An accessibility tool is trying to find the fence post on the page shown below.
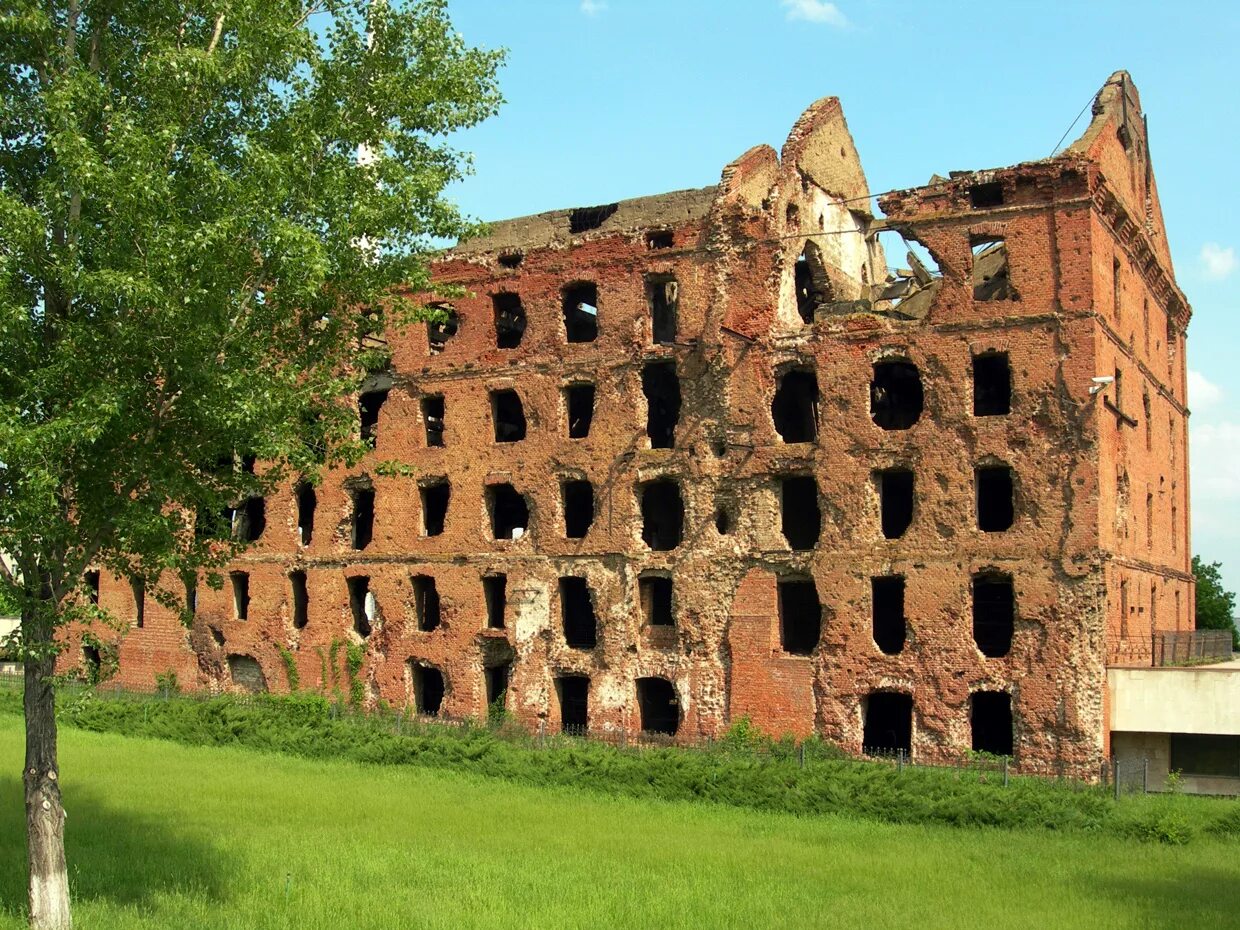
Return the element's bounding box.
[799,743,805,769]
[1003,758,1009,787]
[897,750,903,774]
[1143,757,1149,794]
[1113,759,1120,801]
[538,719,546,749]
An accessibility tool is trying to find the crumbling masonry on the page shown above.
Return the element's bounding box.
[75,72,1193,778]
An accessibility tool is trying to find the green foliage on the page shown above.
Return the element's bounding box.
[277,644,300,693]
[315,646,329,694]
[78,631,118,685]
[345,641,364,707]
[154,670,180,696]
[486,694,509,727]
[1193,557,1239,648]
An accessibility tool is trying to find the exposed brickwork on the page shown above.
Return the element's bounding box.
[66,72,1192,779]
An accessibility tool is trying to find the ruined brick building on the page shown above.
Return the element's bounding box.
[76,72,1194,779]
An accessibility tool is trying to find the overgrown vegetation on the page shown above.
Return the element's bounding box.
[1194,556,1239,648]
[276,645,300,693]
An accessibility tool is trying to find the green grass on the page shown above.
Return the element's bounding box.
[1,716,1239,929]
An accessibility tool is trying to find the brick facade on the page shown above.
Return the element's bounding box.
[69,71,1192,779]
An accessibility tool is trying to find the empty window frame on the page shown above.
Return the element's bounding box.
[876,469,914,540]
[498,251,523,269]
[976,465,1015,532]
[972,572,1014,658]
[82,645,101,682]
[351,488,375,550]
[483,574,507,629]
[648,275,678,344]
[427,304,459,354]
[230,571,249,621]
[972,352,1011,416]
[290,570,309,629]
[412,575,441,632]
[492,292,527,349]
[484,662,511,711]
[556,675,590,733]
[421,395,445,447]
[971,691,1013,756]
[131,577,146,629]
[559,576,598,649]
[646,229,674,250]
[295,482,317,546]
[636,677,679,735]
[872,576,906,655]
[410,663,445,716]
[778,576,821,655]
[565,383,595,439]
[1170,734,1240,778]
[562,282,599,343]
[863,692,913,756]
[870,360,923,430]
[969,182,1004,209]
[347,575,374,638]
[491,389,527,443]
[779,475,821,550]
[772,367,819,443]
[561,479,594,539]
[793,241,830,324]
[971,238,1016,301]
[639,573,674,627]
[84,570,100,606]
[487,484,529,540]
[359,389,388,446]
[234,496,266,542]
[639,479,684,551]
[184,574,198,617]
[421,480,450,537]
[642,360,681,449]
[569,203,618,233]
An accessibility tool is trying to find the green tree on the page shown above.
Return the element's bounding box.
[1193,557,1239,649]
[0,2,502,926]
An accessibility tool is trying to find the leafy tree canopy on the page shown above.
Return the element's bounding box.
[1193,556,1239,649]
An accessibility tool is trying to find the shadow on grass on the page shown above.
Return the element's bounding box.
[0,776,227,917]
[1095,867,1240,929]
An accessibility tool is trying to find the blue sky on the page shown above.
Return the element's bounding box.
[441,0,1240,594]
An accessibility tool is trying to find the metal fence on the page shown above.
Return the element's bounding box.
[1107,628,1234,667]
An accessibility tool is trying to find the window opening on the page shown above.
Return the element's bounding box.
[290,570,309,630]
[793,241,831,324]
[863,692,912,755]
[772,368,819,443]
[483,574,507,629]
[1170,734,1240,778]
[969,182,1004,209]
[646,229,674,250]
[296,482,316,546]
[870,360,923,430]
[230,571,249,622]
[493,293,527,349]
[491,389,527,443]
[640,479,684,551]
[83,645,101,682]
[562,479,594,539]
[85,570,100,606]
[636,677,679,735]
[360,390,388,446]
[1143,392,1152,450]
[971,691,1013,756]
[347,575,374,638]
[972,238,1016,301]
[780,475,821,550]
[421,395,445,447]
[421,480,449,537]
[876,469,914,539]
[648,276,678,344]
[872,576,906,655]
[565,383,595,439]
[427,304,458,354]
[132,577,145,628]
[488,484,529,540]
[976,465,1014,532]
[559,577,598,649]
[642,360,680,449]
[778,577,821,655]
[412,575,441,632]
[972,352,1011,416]
[498,251,523,269]
[484,662,511,711]
[569,203,618,233]
[639,574,674,627]
[410,663,445,716]
[973,572,1014,658]
[563,282,599,342]
[184,574,197,617]
[232,496,266,542]
[351,488,375,550]
[557,675,590,733]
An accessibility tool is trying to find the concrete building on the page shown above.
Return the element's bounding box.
[68,72,1217,783]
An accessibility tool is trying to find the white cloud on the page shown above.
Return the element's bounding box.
[1200,242,1236,281]
[1188,369,1224,410]
[781,0,848,27]
[1191,421,1240,502]
[580,0,607,16]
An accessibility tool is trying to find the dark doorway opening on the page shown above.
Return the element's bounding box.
[412,574,441,632]
[557,675,590,733]
[780,475,821,550]
[872,576,905,655]
[347,575,373,638]
[83,645,101,682]
[562,480,595,539]
[230,572,249,621]
[565,383,595,438]
[421,480,450,537]
[485,662,511,712]
[296,482,316,546]
[290,570,309,629]
[421,395,445,447]
[493,292,527,349]
[973,352,1011,416]
[642,360,681,449]
[649,276,678,344]
[863,692,912,755]
[639,574,674,627]
[491,389,527,443]
[778,577,821,655]
[235,496,266,542]
[971,691,1013,756]
[563,282,599,342]
[871,360,924,430]
[772,368,819,443]
[973,572,1014,658]
[483,574,507,629]
[640,479,684,551]
[976,465,1014,532]
[411,663,445,716]
[637,677,679,735]
[360,390,388,446]
[487,484,529,540]
[351,488,374,550]
[876,469,914,539]
[559,577,598,649]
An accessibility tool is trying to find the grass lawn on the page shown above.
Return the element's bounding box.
[0,715,1238,929]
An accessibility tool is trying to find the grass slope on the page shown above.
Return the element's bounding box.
[1,716,1239,929]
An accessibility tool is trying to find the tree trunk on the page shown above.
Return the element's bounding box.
[24,604,72,930]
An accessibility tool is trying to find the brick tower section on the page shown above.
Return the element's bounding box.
[69,72,1191,779]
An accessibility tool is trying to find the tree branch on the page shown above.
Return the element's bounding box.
[205,13,224,55]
